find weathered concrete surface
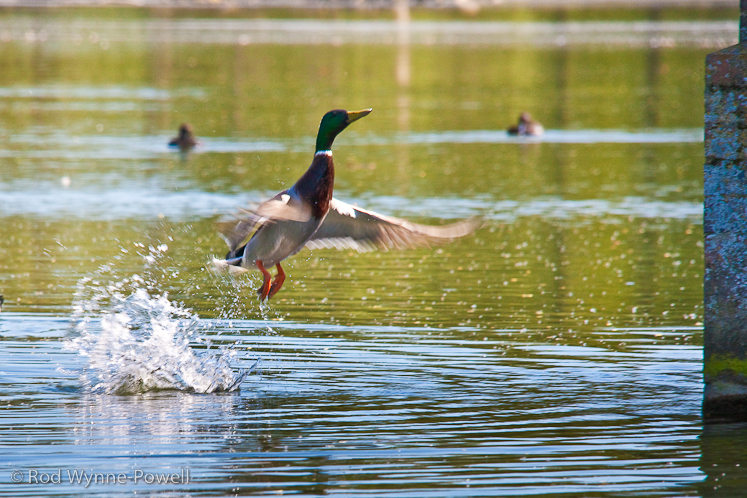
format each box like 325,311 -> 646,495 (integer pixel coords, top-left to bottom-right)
704,0 -> 747,423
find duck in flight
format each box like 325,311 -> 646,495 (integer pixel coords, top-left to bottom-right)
215,108 -> 481,301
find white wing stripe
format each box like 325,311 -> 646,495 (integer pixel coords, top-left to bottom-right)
332,199 -> 357,218
306,237 -> 377,253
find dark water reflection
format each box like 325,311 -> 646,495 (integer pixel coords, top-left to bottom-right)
0,8 -> 719,497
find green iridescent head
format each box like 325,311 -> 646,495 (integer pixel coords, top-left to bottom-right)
315,108 -> 372,153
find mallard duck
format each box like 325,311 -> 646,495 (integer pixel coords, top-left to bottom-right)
215,108 -> 481,301
169,123 -> 199,150
507,112 -> 544,137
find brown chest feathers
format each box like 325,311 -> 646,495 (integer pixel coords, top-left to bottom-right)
294,152 -> 334,219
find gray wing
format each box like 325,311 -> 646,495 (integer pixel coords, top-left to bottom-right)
217,189 -> 311,255
306,198 -> 482,252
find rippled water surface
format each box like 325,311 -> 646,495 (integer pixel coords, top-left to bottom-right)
0,7 -> 735,497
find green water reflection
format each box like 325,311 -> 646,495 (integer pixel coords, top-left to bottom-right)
0,10 -> 708,338
0,8 -> 728,497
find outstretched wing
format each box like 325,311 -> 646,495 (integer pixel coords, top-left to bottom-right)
217,189 -> 312,256
305,198 -> 482,252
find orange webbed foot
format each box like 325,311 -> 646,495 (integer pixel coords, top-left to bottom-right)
256,260 -> 272,301
267,263 -> 286,299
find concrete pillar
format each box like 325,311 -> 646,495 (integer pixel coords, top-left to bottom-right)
704,0 -> 747,422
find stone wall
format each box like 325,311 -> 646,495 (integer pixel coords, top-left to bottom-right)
704,0 -> 747,423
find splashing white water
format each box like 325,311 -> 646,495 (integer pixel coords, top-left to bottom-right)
68,244 -> 253,394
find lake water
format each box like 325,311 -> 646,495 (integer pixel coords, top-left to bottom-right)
0,7 -> 737,497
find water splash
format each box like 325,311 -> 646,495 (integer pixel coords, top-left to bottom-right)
207,254 -> 281,333
67,244 -> 253,394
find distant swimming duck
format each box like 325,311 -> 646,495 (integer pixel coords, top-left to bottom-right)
169,123 -> 199,150
507,112 -> 544,137
215,108 -> 481,301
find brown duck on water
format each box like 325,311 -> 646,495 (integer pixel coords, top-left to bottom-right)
507,112 -> 544,137
169,123 -> 199,150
